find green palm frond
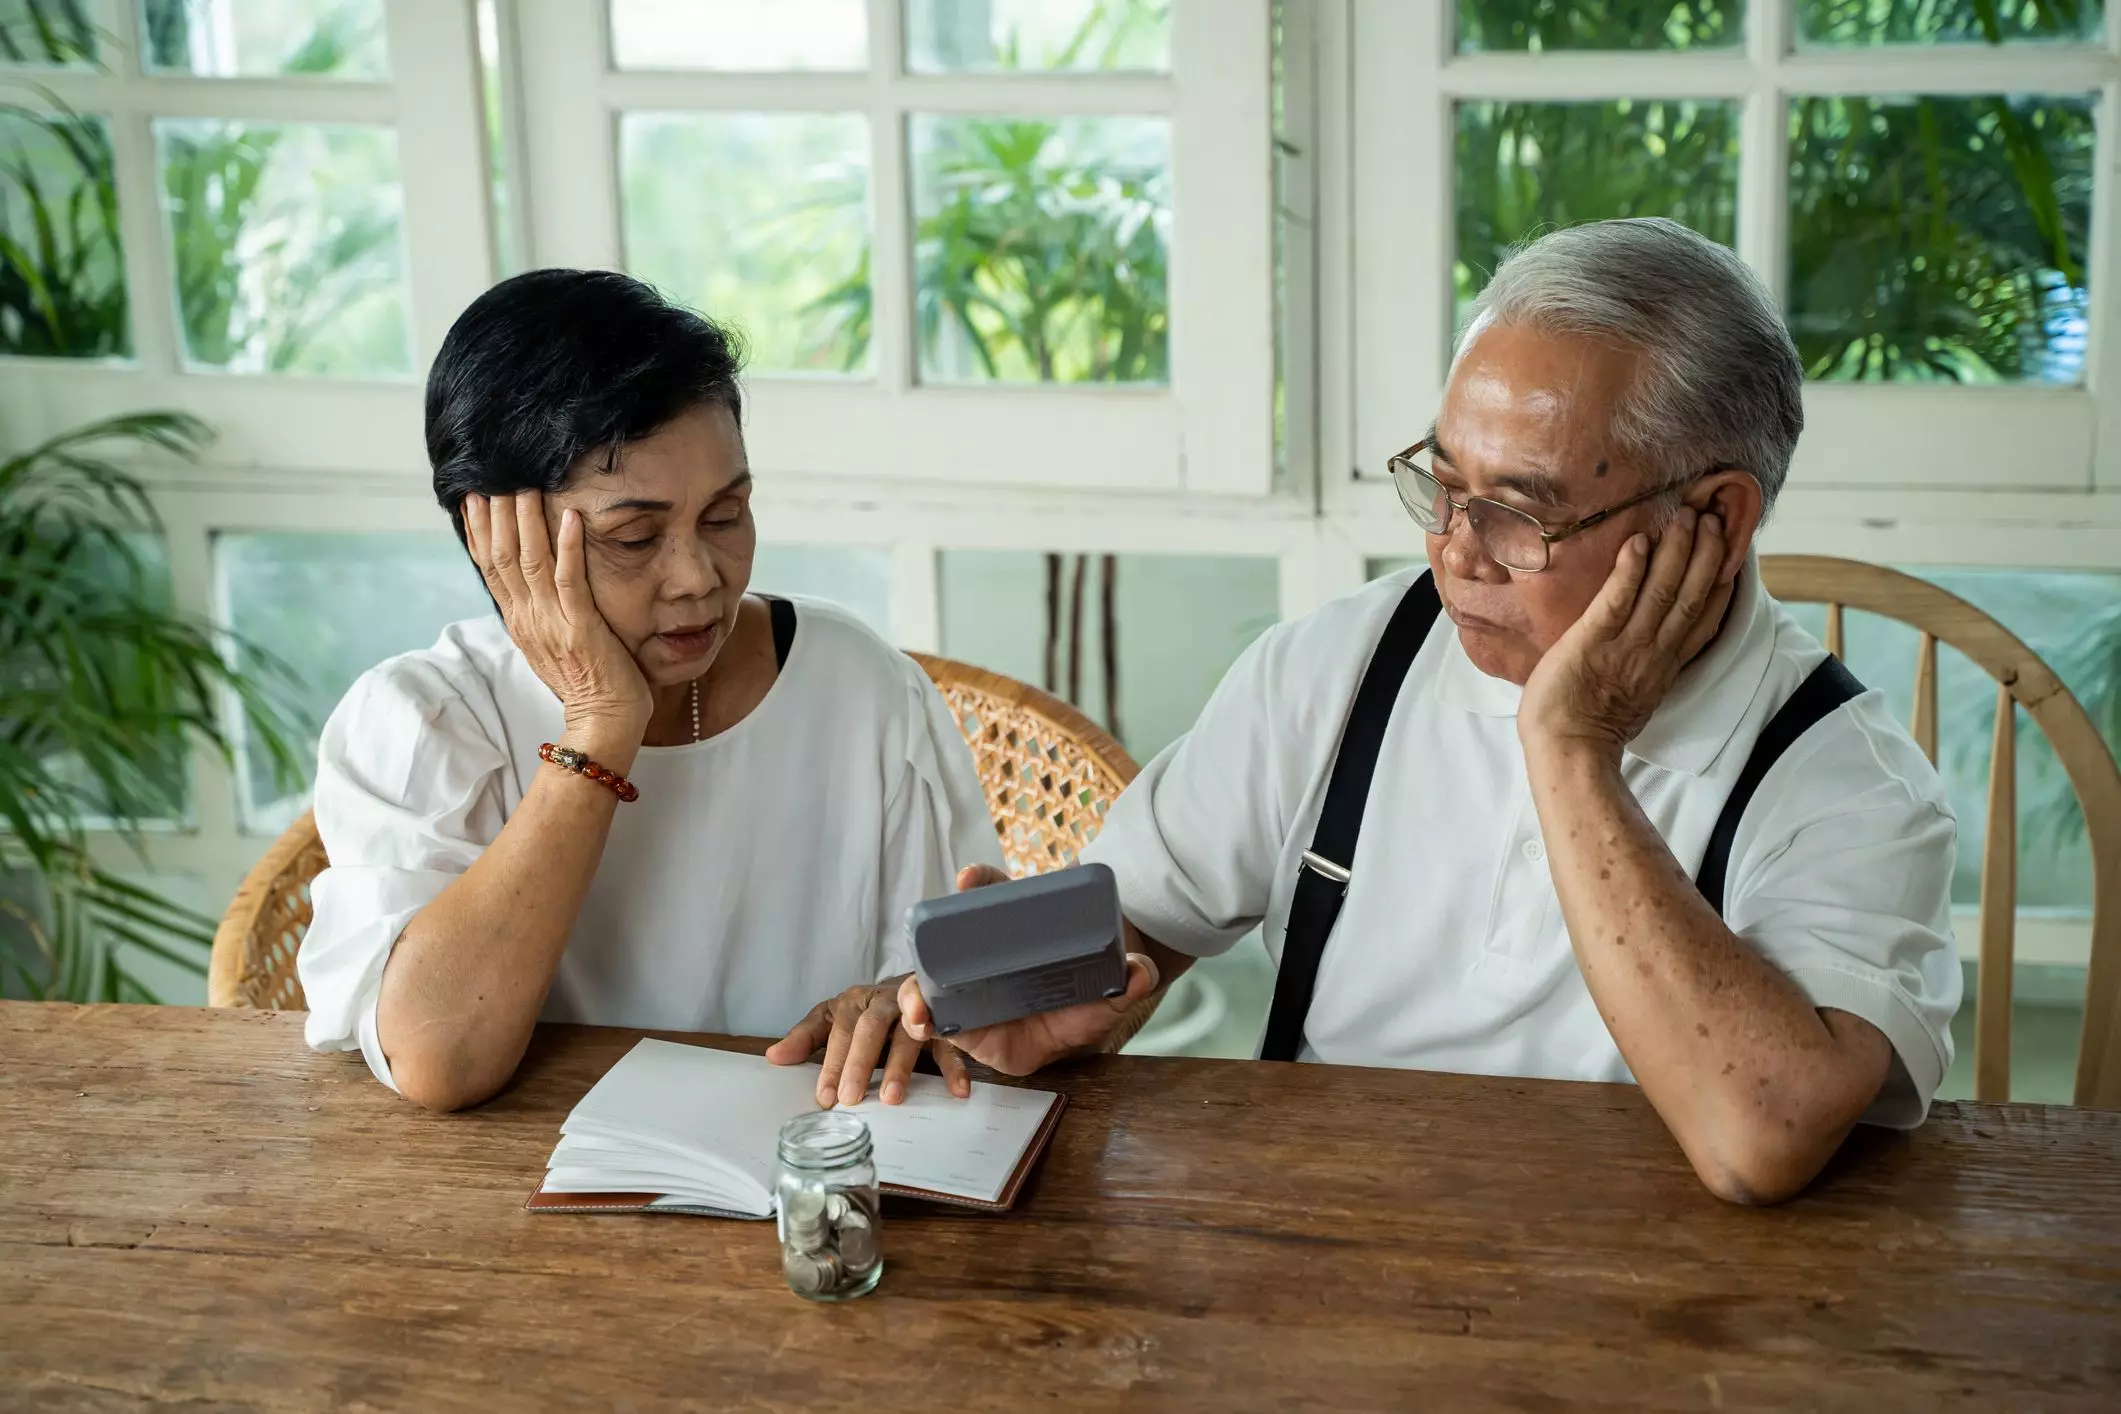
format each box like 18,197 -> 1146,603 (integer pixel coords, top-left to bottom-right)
1,409 -> 305,1002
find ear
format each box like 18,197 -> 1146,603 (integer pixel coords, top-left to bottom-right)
1683,470 -> 1763,585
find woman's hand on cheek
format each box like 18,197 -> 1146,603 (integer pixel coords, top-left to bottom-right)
464,492 -> 653,744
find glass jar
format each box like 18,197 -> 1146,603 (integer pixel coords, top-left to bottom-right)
775,1111 -> 883,1301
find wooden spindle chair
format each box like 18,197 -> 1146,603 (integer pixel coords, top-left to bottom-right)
210,653 -> 1156,1044
1761,555 -> 2121,1106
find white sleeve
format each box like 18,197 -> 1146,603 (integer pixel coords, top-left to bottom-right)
1725,713 -> 1963,1129
1080,627 -> 1291,959
297,662 -> 511,1091
871,670 -> 1008,980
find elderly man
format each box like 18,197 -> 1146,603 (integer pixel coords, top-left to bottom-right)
811,217 -> 1962,1205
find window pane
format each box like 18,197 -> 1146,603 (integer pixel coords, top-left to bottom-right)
220,533 -> 491,833
0,109 -> 128,359
910,115 -> 1171,385
620,112 -> 871,375
938,550 -> 1277,765
609,0 -> 867,71
1458,0 -> 1742,51
906,0 -> 1170,72
751,544 -> 892,641
141,0 -> 387,79
156,120 -> 412,376
1787,94 -> 2094,384
1798,0 -> 2103,46
0,0 -> 98,66
1454,100 -> 1739,329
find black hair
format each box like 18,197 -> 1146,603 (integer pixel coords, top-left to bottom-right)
426,269 -> 746,543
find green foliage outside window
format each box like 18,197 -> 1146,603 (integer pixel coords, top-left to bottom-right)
1454,0 -> 2096,385
807,1 -> 1172,383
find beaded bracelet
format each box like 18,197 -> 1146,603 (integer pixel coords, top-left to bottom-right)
538,742 -> 640,803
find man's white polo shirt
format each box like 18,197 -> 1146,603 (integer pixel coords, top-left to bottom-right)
1080,562 -> 1962,1126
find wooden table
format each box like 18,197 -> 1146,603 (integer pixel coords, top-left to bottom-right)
3,1004 -> 2117,1412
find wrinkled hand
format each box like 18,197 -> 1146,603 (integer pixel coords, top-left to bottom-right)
895,864 -> 1162,1077
464,493 -> 651,739
766,975 -> 971,1108
1519,506 -> 1733,759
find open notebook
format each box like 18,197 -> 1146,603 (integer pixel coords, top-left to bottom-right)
526,1039 -> 1066,1219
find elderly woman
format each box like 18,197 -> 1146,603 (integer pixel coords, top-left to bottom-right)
297,269 -> 1004,1112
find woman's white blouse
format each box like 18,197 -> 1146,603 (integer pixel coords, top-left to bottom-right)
297,598 -> 1004,1090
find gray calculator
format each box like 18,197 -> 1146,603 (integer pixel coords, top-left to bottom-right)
908,863 -> 1128,1036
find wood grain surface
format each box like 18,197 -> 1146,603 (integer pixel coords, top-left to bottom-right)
3,1003 -> 2117,1413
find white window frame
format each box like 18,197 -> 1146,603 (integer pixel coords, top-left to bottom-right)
509,0 -> 1276,498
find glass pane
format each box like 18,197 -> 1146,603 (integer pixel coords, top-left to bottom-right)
0,109 -> 128,359
1454,100 -> 1739,331
910,115 -> 1171,385
751,544 -> 892,641
1458,0 -> 1742,51
620,112 -> 871,375
156,120 -> 412,376
1798,0 -> 2103,46
938,551 -> 1278,765
141,0 -> 387,79
0,0 -> 98,66
476,0 -> 518,278
907,0 -> 1170,72
1941,959 -> 2084,1103
609,0 -> 867,71
220,533 -> 492,833
1787,94 -> 2094,384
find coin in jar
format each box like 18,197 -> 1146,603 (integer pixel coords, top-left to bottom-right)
783,1249 -> 840,1295
836,1220 -> 878,1273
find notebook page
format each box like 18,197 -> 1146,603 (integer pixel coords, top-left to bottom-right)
843,1078 -> 1059,1205
561,1039 -> 818,1208
560,1039 -> 1059,1207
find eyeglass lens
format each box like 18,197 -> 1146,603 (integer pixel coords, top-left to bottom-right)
1390,447 -> 1549,572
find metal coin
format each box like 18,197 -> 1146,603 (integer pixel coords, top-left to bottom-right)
783,1249 -> 839,1294
836,1222 -> 878,1272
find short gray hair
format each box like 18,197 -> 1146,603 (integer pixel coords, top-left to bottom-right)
1462,218 -> 1804,512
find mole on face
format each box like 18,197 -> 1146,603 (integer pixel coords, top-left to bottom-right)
1594,459 -> 1610,478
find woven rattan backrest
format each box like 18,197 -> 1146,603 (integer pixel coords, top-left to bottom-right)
910,652 -> 1141,875
207,810 -> 325,1009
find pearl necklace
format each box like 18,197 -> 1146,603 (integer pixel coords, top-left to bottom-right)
689,676 -> 702,743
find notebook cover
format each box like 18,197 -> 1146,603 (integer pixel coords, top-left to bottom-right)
524,1091 -> 1066,1217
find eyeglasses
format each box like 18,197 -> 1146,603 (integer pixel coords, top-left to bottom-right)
1386,439 -> 1709,574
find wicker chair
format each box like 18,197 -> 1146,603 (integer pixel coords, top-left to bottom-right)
208,655 -> 1147,1032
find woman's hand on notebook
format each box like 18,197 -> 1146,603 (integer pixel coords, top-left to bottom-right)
894,865 -> 1162,1076
766,978 -> 971,1109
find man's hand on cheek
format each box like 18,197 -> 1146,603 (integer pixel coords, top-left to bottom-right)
1518,506 -> 1731,759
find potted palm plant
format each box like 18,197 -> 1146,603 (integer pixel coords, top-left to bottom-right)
0,412 -> 301,1002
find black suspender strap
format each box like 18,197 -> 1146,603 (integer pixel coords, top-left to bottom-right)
1258,574 -> 1442,1062
1259,581 -> 1867,1063
767,596 -> 797,670
1693,654 -> 1867,917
